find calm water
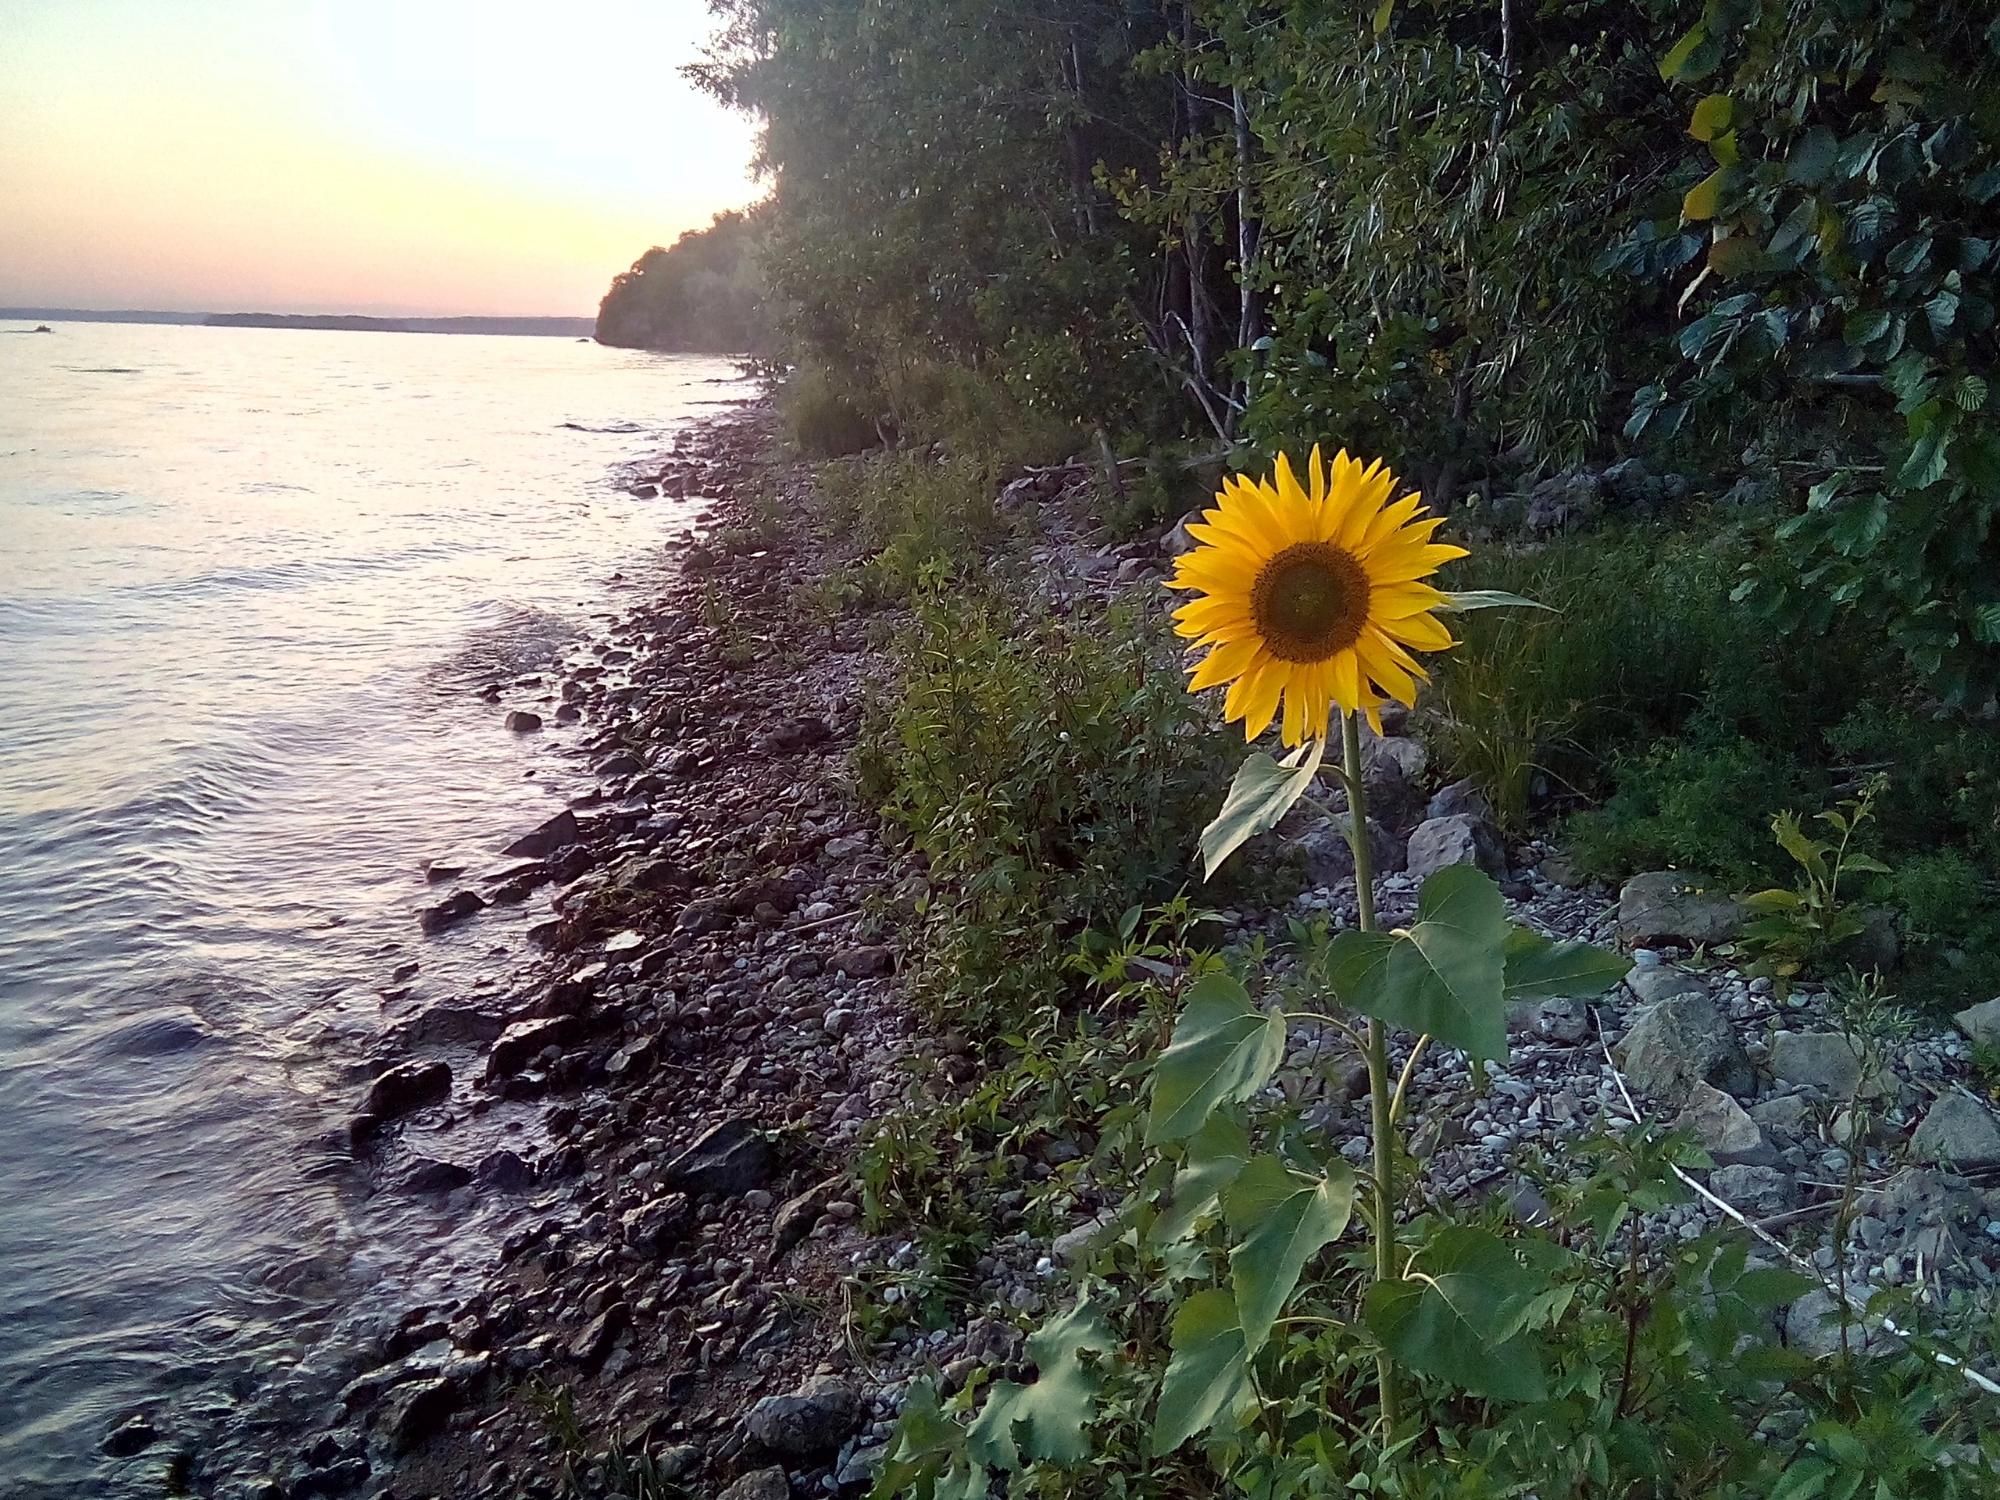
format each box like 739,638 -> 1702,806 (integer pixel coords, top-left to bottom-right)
0,322 -> 742,1494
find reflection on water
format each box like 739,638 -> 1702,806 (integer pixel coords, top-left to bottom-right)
0,322 -> 739,1495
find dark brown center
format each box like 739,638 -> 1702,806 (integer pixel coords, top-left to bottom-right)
1250,542 -> 1371,662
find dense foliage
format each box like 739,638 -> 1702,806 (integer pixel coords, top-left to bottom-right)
594,208 -> 768,352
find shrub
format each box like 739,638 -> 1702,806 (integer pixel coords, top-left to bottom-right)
815,454 -> 1007,600
785,366 -> 878,457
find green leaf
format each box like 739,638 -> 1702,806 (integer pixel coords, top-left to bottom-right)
1371,0 -> 1395,35
1146,972 -> 1286,1145
1325,865 -> 1511,1062
1364,1226 -> 1550,1401
1437,589 -> 1551,613
1223,1156 -> 1356,1354
1689,94 -> 1733,141
1153,1112 -> 1251,1245
1152,1289 -> 1254,1455
1772,811 -> 1828,882
1659,22 -> 1709,81
966,1301 -> 1115,1468
1198,738 -> 1326,880
1500,925 -> 1629,1002
1683,168 -> 1729,221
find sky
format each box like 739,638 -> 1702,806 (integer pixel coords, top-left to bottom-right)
0,0 -> 761,316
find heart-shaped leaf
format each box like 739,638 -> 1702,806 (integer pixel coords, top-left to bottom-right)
1501,925 -> 1630,1002
1363,1226 -> 1550,1401
1224,1155 -> 1356,1353
966,1300 -> 1115,1467
1152,1112 -> 1251,1246
1151,1288 -> 1254,1455
1146,973 -> 1286,1145
1325,865 -> 1511,1061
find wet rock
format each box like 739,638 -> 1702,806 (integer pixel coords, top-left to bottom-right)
597,749 -> 646,778
742,1375 -> 863,1459
504,710 -> 543,733
1909,1093 -> 2000,1169
394,1156 -> 473,1195
660,1118 -> 774,1197
1617,871 -> 1742,947
717,1468 -> 791,1500
502,809 -> 580,859
361,1060 -> 451,1121
487,1016 -> 582,1079
1674,1082 -> 1770,1164
390,1003 -> 505,1048
418,889 -> 485,935
1616,991 -> 1753,1102
102,1414 -> 158,1457
475,1148 -> 536,1192
378,1376 -> 458,1453
1952,997 -> 2000,1050
832,945 -> 894,979
1405,814 -> 1506,881
1768,1031 -> 1885,1102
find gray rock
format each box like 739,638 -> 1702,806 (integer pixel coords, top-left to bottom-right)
742,1376 -> 863,1459
1749,1092 -> 1814,1137
1952,997 -> 2000,1051
502,808 -> 580,859
394,1156 -> 472,1195
1837,906 -> 1901,973
1405,814 -> 1506,881
832,945 -> 894,978
475,1148 -> 536,1192
1425,777 -> 1494,824
379,1376 -> 457,1453
1626,964 -> 1708,1007
486,1016 -> 581,1080
1768,1031 -> 1887,1102
504,709 -> 543,733
361,1060 -> 450,1121
1617,871 -> 1742,947
101,1414 -> 158,1457
1674,1082 -> 1770,1164
659,1118 -> 774,1197
1616,992 -> 1754,1102
1052,1213 -> 1117,1266
1295,814 -> 1404,885
418,889 -> 485,935
1361,733 -> 1429,787
1909,1093 -> 2000,1169
717,1468 -> 791,1500
1783,1289 -> 1855,1358
567,1303 -> 628,1370
1708,1164 -> 1796,1217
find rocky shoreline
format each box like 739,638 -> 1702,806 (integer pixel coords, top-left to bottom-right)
136,398 -> 2000,1498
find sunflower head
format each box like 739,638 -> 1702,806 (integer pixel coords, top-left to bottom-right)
1168,447 -> 1467,745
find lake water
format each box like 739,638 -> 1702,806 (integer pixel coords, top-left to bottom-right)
0,321 -> 742,1494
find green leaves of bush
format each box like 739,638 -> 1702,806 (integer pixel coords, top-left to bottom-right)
1364,1226 -> 1565,1402
1145,972 -> 1285,1145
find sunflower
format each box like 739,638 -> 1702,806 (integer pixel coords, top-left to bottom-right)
1168,447 -> 1466,745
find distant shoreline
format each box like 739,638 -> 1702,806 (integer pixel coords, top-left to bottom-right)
0,308 -> 594,338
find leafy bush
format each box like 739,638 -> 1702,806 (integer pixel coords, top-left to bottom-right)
857,588 -> 1234,1034
786,366 -> 879,457
815,455 -> 1008,601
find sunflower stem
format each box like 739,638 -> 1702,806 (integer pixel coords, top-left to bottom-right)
1340,713 -> 1399,1434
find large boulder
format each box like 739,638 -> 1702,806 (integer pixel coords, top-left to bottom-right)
502,808 -> 580,860
742,1376 -> 864,1459
361,1060 -> 451,1121
1673,1082 -> 1770,1164
1405,814 -> 1506,881
1617,872 -> 1742,948
1951,997 -> 2000,1050
1616,991 -> 1753,1101
1909,1093 -> 2000,1169
1768,1031 -> 1889,1102
659,1118 -> 774,1197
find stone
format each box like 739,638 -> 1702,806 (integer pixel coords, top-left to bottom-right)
1708,1164 -> 1796,1217
1538,849 -> 1585,888
379,1376 -> 457,1453
1768,1031 -> 1887,1102
361,1060 -> 450,1121
1617,871 -> 1742,947
567,1303 -> 628,1370
1626,964 -> 1707,1007
1749,1092 -> 1814,1137
1405,814 -> 1506,881
832,945 -> 895,978
760,715 -> 832,752
502,809 -> 579,859
1051,1212 -> 1117,1266
742,1375 -> 864,1459
659,1118 -> 774,1196
770,1181 -> 831,1261
1674,1082 -> 1770,1164
618,1193 -> 692,1254
504,710 -> 543,733
1362,733 -> 1429,786
1952,997 -> 2000,1051
1837,906 -> 1901,972
596,750 -> 646,778
101,1414 -> 158,1457
1909,1093 -> 2000,1169
486,1016 -> 581,1079
1616,992 -> 1753,1101
1424,777 -> 1494,824
674,897 -> 731,935
717,1468 -> 790,1500
418,889 -> 485,934
475,1148 -> 536,1192
394,1156 -> 473,1195
1295,814 -> 1403,885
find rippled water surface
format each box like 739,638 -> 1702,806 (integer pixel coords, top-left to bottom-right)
0,322 -> 741,1493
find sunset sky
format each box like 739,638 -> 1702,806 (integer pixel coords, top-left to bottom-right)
0,1 -> 761,317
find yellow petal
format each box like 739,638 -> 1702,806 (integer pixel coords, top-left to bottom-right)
1189,635 -> 1262,690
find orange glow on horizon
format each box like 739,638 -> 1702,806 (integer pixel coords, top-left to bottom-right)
0,1 -> 761,317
